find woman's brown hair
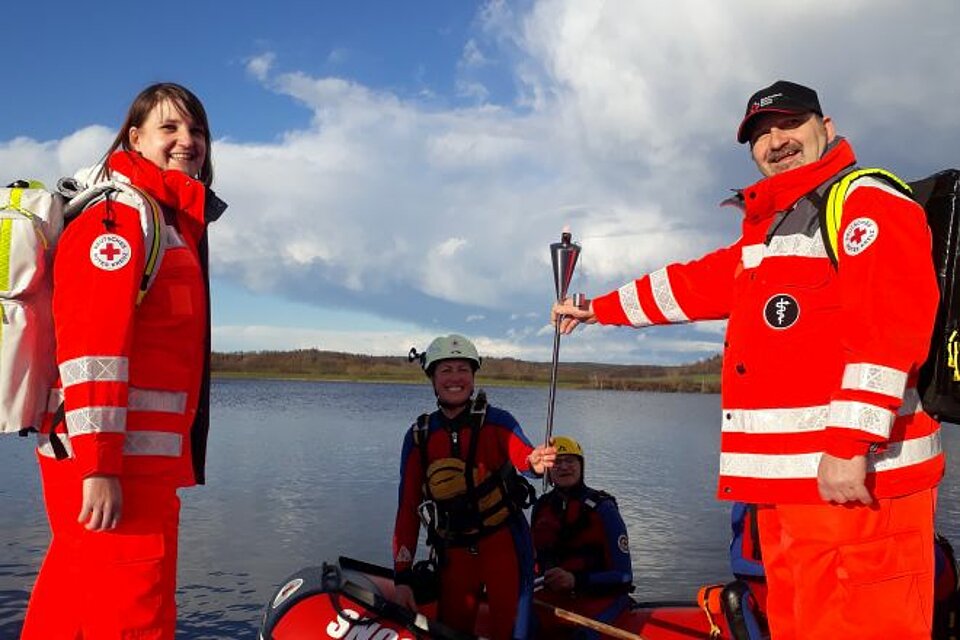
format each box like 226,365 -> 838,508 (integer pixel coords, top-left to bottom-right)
101,82 -> 214,186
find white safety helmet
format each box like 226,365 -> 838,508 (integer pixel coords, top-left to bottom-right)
413,334 -> 482,376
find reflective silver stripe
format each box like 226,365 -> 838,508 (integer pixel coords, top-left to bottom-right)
841,363 -> 908,399
871,431 -> 942,472
122,431 -> 182,457
766,234 -> 829,260
722,405 -> 829,434
723,390 -> 922,437
59,356 -> 129,388
741,244 -> 763,269
741,235 -> 828,269
128,389 -> 187,414
618,282 -> 651,327
827,400 -> 895,438
847,177 -> 915,205
719,431 -> 942,479
65,406 -> 127,435
47,387 -> 187,415
649,268 -> 688,323
37,430 -> 182,459
720,450 -> 820,479
37,434 -> 74,458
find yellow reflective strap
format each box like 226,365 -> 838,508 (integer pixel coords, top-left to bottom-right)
2,186 -> 50,251
825,182 -> 843,259
0,218 -> 12,293
4,186 -> 35,218
949,330 -> 960,382
9,187 -> 23,212
823,168 -> 912,263
127,185 -> 163,306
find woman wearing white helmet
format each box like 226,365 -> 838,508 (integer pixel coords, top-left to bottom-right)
392,334 -> 556,640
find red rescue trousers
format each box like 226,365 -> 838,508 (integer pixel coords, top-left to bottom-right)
757,488 -> 935,640
22,453 -> 181,640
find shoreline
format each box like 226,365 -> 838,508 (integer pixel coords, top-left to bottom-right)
211,370 -> 722,393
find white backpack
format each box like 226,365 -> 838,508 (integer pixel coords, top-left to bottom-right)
0,176 -> 165,434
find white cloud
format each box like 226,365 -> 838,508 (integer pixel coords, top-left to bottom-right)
0,126 -> 112,186
6,0 -> 959,365
460,39 -> 489,69
245,53 -> 276,82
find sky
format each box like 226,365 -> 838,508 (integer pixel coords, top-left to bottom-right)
4,0 -> 959,365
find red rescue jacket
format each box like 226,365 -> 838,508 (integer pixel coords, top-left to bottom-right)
39,151 -> 225,487
593,139 -> 943,503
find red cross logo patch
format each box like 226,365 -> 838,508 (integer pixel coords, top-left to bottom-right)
842,217 -> 879,256
90,234 -> 132,271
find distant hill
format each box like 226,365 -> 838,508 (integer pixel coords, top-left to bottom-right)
212,349 -> 723,393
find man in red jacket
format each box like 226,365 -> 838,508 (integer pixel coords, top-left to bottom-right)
553,80 -> 942,639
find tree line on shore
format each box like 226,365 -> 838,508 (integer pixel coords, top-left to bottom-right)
211,349 -> 722,393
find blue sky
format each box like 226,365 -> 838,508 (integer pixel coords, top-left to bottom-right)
5,0 -> 959,364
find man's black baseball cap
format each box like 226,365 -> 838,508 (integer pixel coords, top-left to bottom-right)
736,80 -> 823,144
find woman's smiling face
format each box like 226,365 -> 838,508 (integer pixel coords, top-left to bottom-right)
129,98 -> 207,178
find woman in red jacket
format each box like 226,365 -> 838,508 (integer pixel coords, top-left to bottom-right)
22,82 -> 226,640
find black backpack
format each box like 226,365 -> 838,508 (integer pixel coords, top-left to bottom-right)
819,168 -> 960,424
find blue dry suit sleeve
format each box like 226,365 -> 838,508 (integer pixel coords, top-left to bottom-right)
574,500 -> 634,593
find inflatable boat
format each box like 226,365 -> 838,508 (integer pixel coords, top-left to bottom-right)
258,556 -> 756,640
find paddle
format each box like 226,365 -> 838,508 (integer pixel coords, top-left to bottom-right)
544,228 -> 582,491
534,598 -> 649,640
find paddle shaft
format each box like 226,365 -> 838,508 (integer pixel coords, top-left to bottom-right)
534,598 -> 648,640
543,318 -> 562,492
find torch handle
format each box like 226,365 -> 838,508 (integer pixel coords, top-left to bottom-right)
543,316 -> 562,492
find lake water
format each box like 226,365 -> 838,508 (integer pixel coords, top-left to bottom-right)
3,378 -> 960,639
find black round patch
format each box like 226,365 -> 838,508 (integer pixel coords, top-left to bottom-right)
763,293 -> 799,329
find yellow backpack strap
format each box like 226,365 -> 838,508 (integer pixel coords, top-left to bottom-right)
0,187 -> 22,293
822,168 -> 912,266
125,185 -> 164,305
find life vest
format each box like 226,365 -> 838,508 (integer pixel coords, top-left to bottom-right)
414,391 -> 535,547
533,487 -> 616,574
729,502 -> 764,580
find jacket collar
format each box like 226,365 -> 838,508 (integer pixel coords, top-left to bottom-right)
738,137 -> 857,223
107,151 -> 227,225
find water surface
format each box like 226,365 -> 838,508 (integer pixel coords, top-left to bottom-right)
2,379 -> 959,638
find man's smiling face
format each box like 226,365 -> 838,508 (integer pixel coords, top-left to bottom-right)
750,112 -> 835,177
